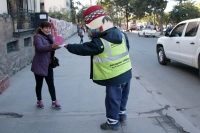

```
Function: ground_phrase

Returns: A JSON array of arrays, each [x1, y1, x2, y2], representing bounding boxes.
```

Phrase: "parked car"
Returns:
[[156, 18, 200, 76], [128, 25, 138, 31], [128, 24, 139, 32], [138, 27, 161, 37]]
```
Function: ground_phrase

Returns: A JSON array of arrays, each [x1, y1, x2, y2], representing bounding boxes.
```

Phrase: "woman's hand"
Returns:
[[52, 44, 60, 49]]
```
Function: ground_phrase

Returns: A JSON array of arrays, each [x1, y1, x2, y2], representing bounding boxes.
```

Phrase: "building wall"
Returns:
[[0, 15, 34, 93], [35, 0, 41, 12], [0, 0, 8, 14], [0, 16, 34, 76]]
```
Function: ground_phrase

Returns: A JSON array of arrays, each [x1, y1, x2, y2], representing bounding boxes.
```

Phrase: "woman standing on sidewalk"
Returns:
[[31, 21, 61, 109]]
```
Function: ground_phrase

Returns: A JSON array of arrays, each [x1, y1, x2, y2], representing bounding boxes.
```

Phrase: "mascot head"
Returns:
[[83, 5, 113, 33]]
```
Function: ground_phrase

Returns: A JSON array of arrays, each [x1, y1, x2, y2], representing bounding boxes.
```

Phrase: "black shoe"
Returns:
[[100, 122, 120, 130], [119, 114, 127, 125]]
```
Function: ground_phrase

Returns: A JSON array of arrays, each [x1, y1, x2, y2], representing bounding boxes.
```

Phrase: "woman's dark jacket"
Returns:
[[31, 31, 54, 76]]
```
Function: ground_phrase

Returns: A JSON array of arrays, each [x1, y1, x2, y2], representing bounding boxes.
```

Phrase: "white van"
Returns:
[[156, 18, 200, 75]]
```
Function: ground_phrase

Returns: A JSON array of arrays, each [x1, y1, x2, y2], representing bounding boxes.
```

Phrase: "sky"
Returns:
[[165, 0, 178, 12], [74, 0, 95, 6]]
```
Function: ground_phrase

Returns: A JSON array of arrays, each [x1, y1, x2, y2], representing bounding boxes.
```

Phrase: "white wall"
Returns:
[[0, 0, 8, 14], [34, 0, 41, 12]]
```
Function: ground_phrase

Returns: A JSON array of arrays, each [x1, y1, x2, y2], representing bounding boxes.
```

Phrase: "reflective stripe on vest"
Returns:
[[93, 34, 132, 80]]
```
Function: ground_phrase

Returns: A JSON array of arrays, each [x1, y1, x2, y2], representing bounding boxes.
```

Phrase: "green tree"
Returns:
[[196, 2, 200, 10], [131, 0, 167, 33], [76, 7, 87, 24], [70, 0, 76, 23], [97, 0, 125, 28], [170, 1, 200, 24], [48, 9, 71, 21], [98, 0, 168, 31], [113, 0, 134, 30], [131, 0, 150, 19], [162, 13, 171, 26]]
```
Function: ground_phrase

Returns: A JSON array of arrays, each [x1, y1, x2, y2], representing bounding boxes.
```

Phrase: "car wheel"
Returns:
[[157, 47, 168, 65], [138, 33, 141, 37]]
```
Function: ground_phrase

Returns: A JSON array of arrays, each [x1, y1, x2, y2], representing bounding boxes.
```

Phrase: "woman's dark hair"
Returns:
[[39, 21, 51, 28], [34, 21, 51, 34]]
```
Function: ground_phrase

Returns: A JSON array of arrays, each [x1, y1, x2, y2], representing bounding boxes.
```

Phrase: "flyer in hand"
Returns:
[[55, 35, 64, 45]]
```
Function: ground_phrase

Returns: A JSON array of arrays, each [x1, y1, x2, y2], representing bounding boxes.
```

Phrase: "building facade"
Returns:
[[0, 0, 40, 93]]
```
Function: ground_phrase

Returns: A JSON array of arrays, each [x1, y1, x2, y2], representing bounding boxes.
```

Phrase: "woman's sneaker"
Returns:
[[36, 100, 44, 109], [51, 101, 61, 110]]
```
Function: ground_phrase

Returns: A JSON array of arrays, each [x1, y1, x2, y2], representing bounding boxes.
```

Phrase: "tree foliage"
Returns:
[[97, 0, 168, 30], [76, 7, 87, 24], [169, 1, 200, 24], [98, 0, 134, 29], [48, 9, 72, 21], [48, 0, 74, 22]]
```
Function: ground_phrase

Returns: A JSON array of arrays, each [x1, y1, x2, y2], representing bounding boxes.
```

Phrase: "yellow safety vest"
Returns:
[[93, 34, 132, 80]]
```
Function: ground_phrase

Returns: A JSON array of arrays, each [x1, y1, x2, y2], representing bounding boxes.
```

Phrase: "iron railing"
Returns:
[[10, 8, 35, 33]]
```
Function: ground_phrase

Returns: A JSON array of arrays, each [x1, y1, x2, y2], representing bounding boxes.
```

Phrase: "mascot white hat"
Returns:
[[83, 5, 113, 32]]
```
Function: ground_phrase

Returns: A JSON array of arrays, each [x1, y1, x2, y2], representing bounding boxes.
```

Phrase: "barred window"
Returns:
[[7, 40, 19, 53], [24, 37, 32, 47]]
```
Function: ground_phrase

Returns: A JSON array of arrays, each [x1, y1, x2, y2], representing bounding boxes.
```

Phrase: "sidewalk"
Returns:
[[0, 34, 199, 133]]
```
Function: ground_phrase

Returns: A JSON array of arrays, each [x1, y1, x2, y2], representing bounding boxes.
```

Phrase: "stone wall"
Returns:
[[0, 16, 34, 93]]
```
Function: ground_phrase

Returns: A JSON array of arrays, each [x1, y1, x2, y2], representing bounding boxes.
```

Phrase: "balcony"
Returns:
[[11, 8, 35, 37]]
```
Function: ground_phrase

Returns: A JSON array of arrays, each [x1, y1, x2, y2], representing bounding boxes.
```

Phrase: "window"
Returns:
[[170, 23, 186, 37], [7, 41, 19, 53], [7, 0, 35, 33], [24, 37, 32, 47], [185, 21, 199, 37]]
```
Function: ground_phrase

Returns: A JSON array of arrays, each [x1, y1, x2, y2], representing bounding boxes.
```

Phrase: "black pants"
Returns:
[[80, 36, 83, 44], [34, 67, 56, 101]]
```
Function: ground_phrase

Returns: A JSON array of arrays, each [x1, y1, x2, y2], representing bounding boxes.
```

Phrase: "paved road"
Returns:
[[128, 32, 200, 130]]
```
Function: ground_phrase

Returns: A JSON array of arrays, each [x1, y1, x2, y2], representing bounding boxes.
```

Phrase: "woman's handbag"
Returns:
[[50, 50, 59, 68], [50, 56, 59, 68]]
